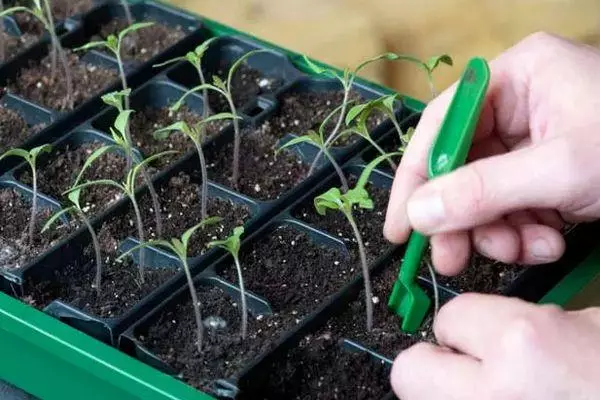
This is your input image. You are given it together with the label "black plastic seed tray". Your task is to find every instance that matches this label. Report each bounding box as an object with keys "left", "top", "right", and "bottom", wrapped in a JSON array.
[{"left": 1, "top": 1, "right": 599, "bottom": 400}]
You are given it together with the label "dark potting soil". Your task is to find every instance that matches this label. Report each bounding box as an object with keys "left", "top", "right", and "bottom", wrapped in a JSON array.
[
  {"left": 7, "top": 49, "right": 118, "bottom": 111},
  {"left": 128, "top": 105, "right": 229, "bottom": 169},
  {"left": 18, "top": 140, "right": 128, "bottom": 214},
  {"left": 427, "top": 253, "right": 521, "bottom": 295},
  {"left": 293, "top": 175, "right": 392, "bottom": 262},
  {"left": 206, "top": 126, "right": 309, "bottom": 201},
  {"left": 208, "top": 63, "right": 283, "bottom": 113},
  {"left": 25, "top": 249, "right": 176, "bottom": 318},
  {"left": 137, "top": 172, "right": 251, "bottom": 257},
  {"left": 219, "top": 225, "right": 352, "bottom": 313},
  {"left": 138, "top": 284, "right": 285, "bottom": 394},
  {"left": 13, "top": 0, "right": 94, "bottom": 35},
  {"left": 0, "top": 106, "right": 46, "bottom": 152},
  {"left": 269, "top": 89, "right": 384, "bottom": 148},
  {"left": 0, "top": 188, "right": 76, "bottom": 271},
  {"left": 97, "top": 17, "right": 185, "bottom": 62},
  {"left": 329, "top": 264, "right": 435, "bottom": 360},
  {"left": 0, "top": 30, "right": 37, "bottom": 62},
  {"left": 136, "top": 227, "right": 354, "bottom": 393},
  {"left": 240, "top": 333, "right": 393, "bottom": 400}
]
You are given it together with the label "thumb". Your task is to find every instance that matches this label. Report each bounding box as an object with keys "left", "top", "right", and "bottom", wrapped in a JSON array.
[{"left": 406, "top": 137, "right": 579, "bottom": 235}]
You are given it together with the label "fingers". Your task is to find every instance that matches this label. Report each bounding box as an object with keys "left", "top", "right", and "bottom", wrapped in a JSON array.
[
  {"left": 430, "top": 231, "right": 471, "bottom": 275},
  {"left": 433, "top": 293, "right": 537, "bottom": 360},
  {"left": 472, "top": 221, "right": 520, "bottom": 264},
  {"left": 514, "top": 224, "right": 565, "bottom": 264},
  {"left": 391, "top": 342, "right": 481, "bottom": 400},
  {"left": 405, "top": 137, "right": 575, "bottom": 236}
]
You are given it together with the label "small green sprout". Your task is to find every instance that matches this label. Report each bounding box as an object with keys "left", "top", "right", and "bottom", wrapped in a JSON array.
[
  {"left": 1, "top": 0, "right": 73, "bottom": 109},
  {"left": 208, "top": 226, "right": 248, "bottom": 339},
  {"left": 65, "top": 150, "right": 177, "bottom": 283},
  {"left": 74, "top": 22, "right": 154, "bottom": 107},
  {"left": 314, "top": 152, "right": 399, "bottom": 331},
  {"left": 154, "top": 38, "right": 218, "bottom": 118},
  {"left": 153, "top": 112, "right": 240, "bottom": 219},
  {"left": 399, "top": 127, "right": 415, "bottom": 153},
  {"left": 118, "top": 217, "right": 223, "bottom": 353},
  {"left": 391, "top": 54, "right": 453, "bottom": 99},
  {"left": 277, "top": 102, "right": 352, "bottom": 192},
  {"left": 42, "top": 188, "right": 103, "bottom": 295},
  {"left": 0, "top": 144, "right": 52, "bottom": 245},
  {"left": 171, "top": 49, "right": 268, "bottom": 188},
  {"left": 72, "top": 89, "right": 165, "bottom": 236}
]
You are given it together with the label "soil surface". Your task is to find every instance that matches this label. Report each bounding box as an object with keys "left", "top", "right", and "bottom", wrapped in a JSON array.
[
  {"left": 205, "top": 125, "right": 309, "bottom": 201},
  {"left": 293, "top": 175, "right": 392, "bottom": 262},
  {"left": 0, "top": 30, "right": 37, "bottom": 62},
  {"left": 13, "top": 0, "right": 94, "bottom": 35},
  {"left": 428, "top": 253, "right": 522, "bottom": 295},
  {"left": 0, "top": 188, "right": 76, "bottom": 271},
  {"left": 218, "top": 225, "right": 353, "bottom": 313},
  {"left": 137, "top": 172, "right": 251, "bottom": 256},
  {"left": 208, "top": 63, "right": 283, "bottom": 112},
  {"left": 240, "top": 333, "right": 393, "bottom": 400},
  {"left": 0, "top": 106, "right": 46, "bottom": 152},
  {"left": 96, "top": 17, "right": 185, "bottom": 62},
  {"left": 330, "top": 264, "right": 435, "bottom": 360},
  {"left": 8, "top": 48, "right": 118, "bottom": 111},
  {"left": 270, "top": 89, "right": 383, "bottom": 147},
  {"left": 25, "top": 249, "right": 176, "bottom": 318},
  {"left": 138, "top": 226, "right": 354, "bottom": 393},
  {"left": 126, "top": 105, "right": 229, "bottom": 169},
  {"left": 18, "top": 140, "right": 128, "bottom": 214}
]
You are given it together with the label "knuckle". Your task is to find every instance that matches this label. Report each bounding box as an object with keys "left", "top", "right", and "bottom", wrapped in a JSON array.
[{"left": 502, "top": 307, "right": 562, "bottom": 351}]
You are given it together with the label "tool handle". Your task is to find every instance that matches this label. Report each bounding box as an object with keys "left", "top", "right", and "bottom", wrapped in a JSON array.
[{"left": 399, "top": 232, "right": 429, "bottom": 285}]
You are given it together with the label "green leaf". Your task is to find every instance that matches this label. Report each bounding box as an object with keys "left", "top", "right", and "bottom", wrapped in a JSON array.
[
  {"left": 106, "top": 35, "right": 119, "bottom": 53},
  {"left": 227, "top": 50, "right": 268, "bottom": 90},
  {"left": 72, "top": 145, "right": 119, "bottom": 188},
  {"left": 72, "top": 40, "right": 109, "bottom": 53},
  {"left": 152, "top": 55, "right": 186, "bottom": 69},
  {"left": 0, "top": 6, "right": 33, "bottom": 18},
  {"left": 344, "top": 187, "right": 373, "bottom": 210},
  {"left": 426, "top": 54, "right": 453, "bottom": 72},
  {"left": 314, "top": 187, "right": 344, "bottom": 215},
  {"left": 171, "top": 238, "right": 186, "bottom": 258},
  {"left": 66, "top": 179, "right": 124, "bottom": 197},
  {"left": 194, "top": 37, "right": 218, "bottom": 59},
  {"left": 276, "top": 131, "right": 322, "bottom": 154},
  {"left": 0, "top": 148, "right": 31, "bottom": 162},
  {"left": 117, "top": 239, "right": 173, "bottom": 262},
  {"left": 41, "top": 207, "right": 73, "bottom": 233},
  {"left": 382, "top": 94, "right": 398, "bottom": 113},
  {"left": 355, "top": 52, "right": 409, "bottom": 74},
  {"left": 115, "top": 110, "right": 134, "bottom": 136},
  {"left": 202, "top": 112, "right": 241, "bottom": 124},
  {"left": 29, "top": 144, "right": 52, "bottom": 158},
  {"left": 355, "top": 152, "right": 402, "bottom": 190},
  {"left": 101, "top": 89, "right": 131, "bottom": 110},
  {"left": 129, "top": 150, "right": 179, "bottom": 190},
  {"left": 181, "top": 216, "right": 223, "bottom": 248},
  {"left": 118, "top": 21, "right": 155, "bottom": 42},
  {"left": 211, "top": 75, "right": 226, "bottom": 91},
  {"left": 153, "top": 121, "right": 192, "bottom": 140},
  {"left": 67, "top": 188, "right": 83, "bottom": 210},
  {"left": 301, "top": 55, "right": 336, "bottom": 78},
  {"left": 207, "top": 225, "right": 244, "bottom": 258},
  {"left": 170, "top": 84, "right": 221, "bottom": 112},
  {"left": 345, "top": 103, "right": 369, "bottom": 126},
  {"left": 109, "top": 127, "right": 126, "bottom": 146}
]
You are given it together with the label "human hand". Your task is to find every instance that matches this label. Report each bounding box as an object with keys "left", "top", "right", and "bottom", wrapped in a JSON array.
[
  {"left": 391, "top": 294, "right": 600, "bottom": 399},
  {"left": 383, "top": 32, "right": 600, "bottom": 275}
]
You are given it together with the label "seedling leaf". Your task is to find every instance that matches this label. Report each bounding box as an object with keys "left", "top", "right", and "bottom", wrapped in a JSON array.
[
  {"left": 67, "top": 188, "right": 83, "bottom": 210},
  {"left": 181, "top": 216, "right": 223, "bottom": 248},
  {"left": 345, "top": 187, "right": 374, "bottom": 210},
  {"left": 153, "top": 121, "right": 192, "bottom": 140},
  {"left": 355, "top": 152, "right": 402, "bottom": 190},
  {"left": 118, "top": 22, "right": 154, "bottom": 42},
  {"left": 66, "top": 179, "right": 124, "bottom": 196},
  {"left": 73, "top": 40, "right": 108, "bottom": 52},
  {"left": 227, "top": 50, "right": 268, "bottom": 89},
  {"left": 345, "top": 103, "right": 369, "bottom": 126},
  {"left": 0, "top": 148, "right": 31, "bottom": 161},
  {"left": 171, "top": 84, "right": 221, "bottom": 111},
  {"left": 29, "top": 144, "right": 52, "bottom": 159},
  {"left": 208, "top": 226, "right": 244, "bottom": 257},
  {"left": 115, "top": 110, "right": 134, "bottom": 136},
  {"left": 426, "top": 54, "right": 453, "bottom": 72},
  {"left": 314, "top": 187, "right": 344, "bottom": 215},
  {"left": 117, "top": 239, "right": 172, "bottom": 262},
  {"left": 41, "top": 207, "right": 73, "bottom": 233},
  {"left": 277, "top": 130, "right": 322, "bottom": 154},
  {"left": 72, "top": 145, "right": 120, "bottom": 188},
  {"left": 301, "top": 55, "right": 336, "bottom": 78}
]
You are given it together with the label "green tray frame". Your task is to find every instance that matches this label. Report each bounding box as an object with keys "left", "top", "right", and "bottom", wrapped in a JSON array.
[{"left": 1, "top": 2, "right": 599, "bottom": 400}]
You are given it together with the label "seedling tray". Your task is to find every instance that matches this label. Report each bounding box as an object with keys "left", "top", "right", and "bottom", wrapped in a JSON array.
[{"left": 1, "top": 1, "right": 599, "bottom": 399}]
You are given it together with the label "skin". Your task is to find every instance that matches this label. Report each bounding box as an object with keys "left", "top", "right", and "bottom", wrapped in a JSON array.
[{"left": 384, "top": 31, "right": 600, "bottom": 399}]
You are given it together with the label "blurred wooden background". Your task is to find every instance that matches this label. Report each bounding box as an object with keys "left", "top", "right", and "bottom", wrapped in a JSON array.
[{"left": 169, "top": 0, "right": 600, "bottom": 101}]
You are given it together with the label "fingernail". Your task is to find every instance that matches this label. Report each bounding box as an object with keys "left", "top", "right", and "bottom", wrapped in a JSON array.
[
  {"left": 407, "top": 192, "right": 445, "bottom": 231},
  {"left": 531, "top": 237, "right": 553, "bottom": 260}
]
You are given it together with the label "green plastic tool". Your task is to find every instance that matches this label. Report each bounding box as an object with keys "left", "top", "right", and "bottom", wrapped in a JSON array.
[{"left": 388, "top": 57, "right": 491, "bottom": 333}]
